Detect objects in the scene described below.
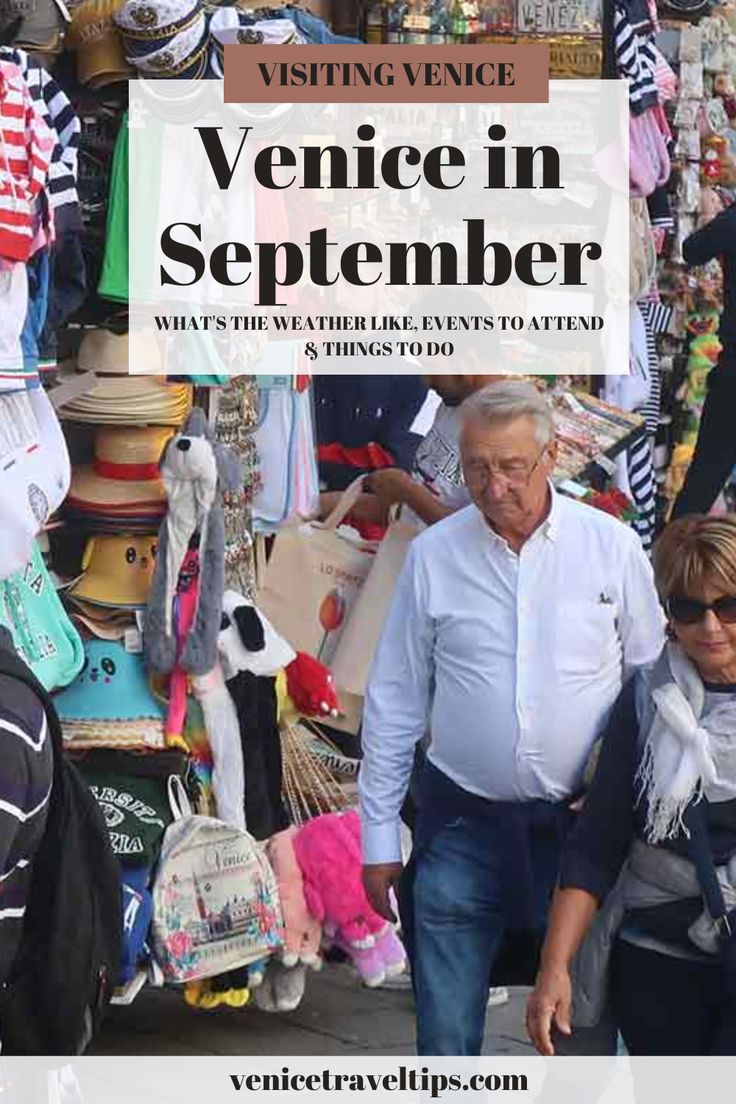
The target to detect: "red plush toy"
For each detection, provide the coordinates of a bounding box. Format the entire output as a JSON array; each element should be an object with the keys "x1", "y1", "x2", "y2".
[{"x1": 284, "y1": 652, "x2": 340, "y2": 720}]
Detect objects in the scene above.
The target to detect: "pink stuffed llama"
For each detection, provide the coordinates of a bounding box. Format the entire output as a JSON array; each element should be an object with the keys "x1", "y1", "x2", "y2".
[
  {"x1": 333, "y1": 810, "x2": 407, "y2": 985},
  {"x1": 267, "y1": 827, "x2": 322, "y2": 969},
  {"x1": 292, "y1": 812, "x2": 386, "y2": 950}
]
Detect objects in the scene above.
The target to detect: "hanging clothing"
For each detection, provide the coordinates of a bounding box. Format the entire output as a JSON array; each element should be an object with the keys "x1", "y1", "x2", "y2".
[
  {"x1": 314, "y1": 375, "x2": 426, "y2": 491},
  {"x1": 638, "y1": 298, "x2": 671, "y2": 435},
  {"x1": 626, "y1": 434, "x2": 657, "y2": 553},
  {"x1": 226, "y1": 671, "x2": 286, "y2": 841},
  {"x1": 613, "y1": 3, "x2": 659, "y2": 115},
  {"x1": 98, "y1": 112, "x2": 128, "y2": 302},
  {"x1": 0, "y1": 48, "x2": 80, "y2": 232},
  {"x1": 0, "y1": 60, "x2": 55, "y2": 263}
]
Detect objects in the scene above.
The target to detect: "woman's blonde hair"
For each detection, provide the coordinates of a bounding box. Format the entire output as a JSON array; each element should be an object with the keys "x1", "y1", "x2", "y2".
[{"x1": 654, "y1": 515, "x2": 736, "y2": 603}]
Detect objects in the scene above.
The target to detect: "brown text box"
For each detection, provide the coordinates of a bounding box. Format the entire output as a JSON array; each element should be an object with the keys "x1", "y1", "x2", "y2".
[{"x1": 224, "y1": 44, "x2": 549, "y2": 104}]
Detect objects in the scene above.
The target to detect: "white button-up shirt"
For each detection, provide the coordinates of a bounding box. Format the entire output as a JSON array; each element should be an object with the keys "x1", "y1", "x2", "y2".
[{"x1": 359, "y1": 489, "x2": 666, "y2": 864}]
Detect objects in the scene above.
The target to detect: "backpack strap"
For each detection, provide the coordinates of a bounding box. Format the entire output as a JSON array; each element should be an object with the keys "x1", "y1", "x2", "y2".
[
  {"x1": 683, "y1": 799, "x2": 734, "y2": 937},
  {"x1": 683, "y1": 799, "x2": 736, "y2": 1002},
  {"x1": 167, "y1": 774, "x2": 192, "y2": 820}
]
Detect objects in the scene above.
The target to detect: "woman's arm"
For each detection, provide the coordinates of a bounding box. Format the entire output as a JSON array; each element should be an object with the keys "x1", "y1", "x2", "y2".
[
  {"x1": 527, "y1": 676, "x2": 643, "y2": 1055},
  {"x1": 526, "y1": 887, "x2": 599, "y2": 1055}
]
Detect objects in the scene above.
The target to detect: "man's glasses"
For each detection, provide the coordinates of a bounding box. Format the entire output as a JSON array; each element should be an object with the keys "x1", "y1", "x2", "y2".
[
  {"x1": 463, "y1": 445, "x2": 549, "y2": 490},
  {"x1": 666, "y1": 595, "x2": 736, "y2": 626}
]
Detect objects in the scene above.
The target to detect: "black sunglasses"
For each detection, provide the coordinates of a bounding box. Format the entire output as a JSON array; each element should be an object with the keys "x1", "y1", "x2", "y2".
[{"x1": 667, "y1": 595, "x2": 736, "y2": 626}]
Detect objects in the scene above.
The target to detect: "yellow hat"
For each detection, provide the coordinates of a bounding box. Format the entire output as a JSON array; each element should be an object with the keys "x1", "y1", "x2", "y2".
[
  {"x1": 66, "y1": 0, "x2": 133, "y2": 87},
  {"x1": 69, "y1": 534, "x2": 158, "y2": 608}
]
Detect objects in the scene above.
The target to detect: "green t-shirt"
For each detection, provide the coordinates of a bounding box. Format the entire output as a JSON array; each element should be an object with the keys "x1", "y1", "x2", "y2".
[{"x1": 98, "y1": 112, "x2": 129, "y2": 303}]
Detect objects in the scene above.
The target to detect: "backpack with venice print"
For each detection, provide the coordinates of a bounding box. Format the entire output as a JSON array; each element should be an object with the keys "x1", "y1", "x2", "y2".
[{"x1": 151, "y1": 778, "x2": 282, "y2": 982}]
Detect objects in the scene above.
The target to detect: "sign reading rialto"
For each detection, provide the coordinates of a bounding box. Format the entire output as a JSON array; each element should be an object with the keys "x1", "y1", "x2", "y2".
[{"x1": 127, "y1": 69, "x2": 629, "y2": 375}]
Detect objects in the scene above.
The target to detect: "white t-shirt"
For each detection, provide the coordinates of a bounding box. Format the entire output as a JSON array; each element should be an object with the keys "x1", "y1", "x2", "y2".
[{"x1": 403, "y1": 402, "x2": 471, "y2": 528}]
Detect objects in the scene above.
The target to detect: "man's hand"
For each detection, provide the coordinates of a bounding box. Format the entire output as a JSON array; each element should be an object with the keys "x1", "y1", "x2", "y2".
[
  {"x1": 364, "y1": 468, "x2": 413, "y2": 504},
  {"x1": 363, "y1": 862, "x2": 403, "y2": 923},
  {"x1": 526, "y1": 965, "x2": 573, "y2": 1056}
]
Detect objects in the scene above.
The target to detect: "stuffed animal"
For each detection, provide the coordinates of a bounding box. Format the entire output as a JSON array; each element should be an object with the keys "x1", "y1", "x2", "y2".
[
  {"x1": 326, "y1": 924, "x2": 407, "y2": 988},
  {"x1": 253, "y1": 960, "x2": 307, "y2": 1013},
  {"x1": 267, "y1": 826, "x2": 322, "y2": 969},
  {"x1": 218, "y1": 590, "x2": 295, "y2": 681},
  {"x1": 146, "y1": 409, "x2": 242, "y2": 676},
  {"x1": 183, "y1": 979, "x2": 250, "y2": 1009},
  {"x1": 685, "y1": 309, "x2": 721, "y2": 337},
  {"x1": 282, "y1": 652, "x2": 340, "y2": 724},
  {"x1": 292, "y1": 811, "x2": 386, "y2": 951},
  {"x1": 715, "y1": 73, "x2": 736, "y2": 120},
  {"x1": 191, "y1": 663, "x2": 245, "y2": 829},
  {"x1": 701, "y1": 134, "x2": 736, "y2": 186},
  {"x1": 682, "y1": 333, "x2": 720, "y2": 415}
]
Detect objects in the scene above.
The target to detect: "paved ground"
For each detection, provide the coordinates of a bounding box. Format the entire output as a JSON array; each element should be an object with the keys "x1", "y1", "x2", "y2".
[{"x1": 91, "y1": 967, "x2": 534, "y2": 1056}]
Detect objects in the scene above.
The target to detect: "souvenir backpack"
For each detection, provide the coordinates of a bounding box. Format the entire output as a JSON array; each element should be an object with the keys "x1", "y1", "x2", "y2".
[
  {"x1": 151, "y1": 780, "x2": 282, "y2": 982},
  {"x1": 0, "y1": 647, "x2": 122, "y2": 1054}
]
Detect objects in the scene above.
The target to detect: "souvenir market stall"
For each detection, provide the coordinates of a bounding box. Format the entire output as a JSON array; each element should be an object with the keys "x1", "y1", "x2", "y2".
[
  {"x1": 356, "y1": 0, "x2": 736, "y2": 530},
  {"x1": 0, "y1": 0, "x2": 733, "y2": 1040}
]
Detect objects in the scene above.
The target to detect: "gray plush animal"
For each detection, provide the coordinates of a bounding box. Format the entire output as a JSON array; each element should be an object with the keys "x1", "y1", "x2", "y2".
[{"x1": 146, "y1": 408, "x2": 242, "y2": 676}]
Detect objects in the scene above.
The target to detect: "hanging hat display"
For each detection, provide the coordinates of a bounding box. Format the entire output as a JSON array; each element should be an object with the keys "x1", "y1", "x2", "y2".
[
  {"x1": 55, "y1": 639, "x2": 166, "y2": 750},
  {"x1": 67, "y1": 594, "x2": 137, "y2": 641},
  {"x1": 58, "y1": 376, "x2": 192, "y2": 426},
  {"x1": 126, "y1": 13, "x2": 207, "y2": 78},
  {"x1": 65, "y1": 0, "x2": 134, "y2": 86},
  {"x1": 67, "y1": 425, "x2": 172, "y2": 521},
  {"x1": 0, "y1": 0, "x2": 68, "y2": 53},
  {"x1": 77, "y1": 328, "x2": 163, "y2": 376},
  {"x1": 208, "y1": 8, "x2": 304, "y2": 77},
  {"x1": 69, "y1": 533, "x2": 158, "y2": 609}
]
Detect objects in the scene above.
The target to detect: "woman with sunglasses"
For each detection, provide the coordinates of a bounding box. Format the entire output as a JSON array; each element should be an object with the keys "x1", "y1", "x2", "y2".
[{"x1": 527, "y1": 515, "x2": 736, "y2": 1056}]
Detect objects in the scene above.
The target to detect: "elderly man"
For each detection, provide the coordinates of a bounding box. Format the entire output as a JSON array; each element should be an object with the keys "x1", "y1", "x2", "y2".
[{"x1": 359, "y1": 381, "x2": 666, "y2": 1056}]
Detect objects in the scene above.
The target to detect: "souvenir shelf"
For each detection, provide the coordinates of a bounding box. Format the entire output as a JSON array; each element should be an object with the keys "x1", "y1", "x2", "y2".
[{"x1": 550, "y1": 390, "x2": 647, "y2": 485}]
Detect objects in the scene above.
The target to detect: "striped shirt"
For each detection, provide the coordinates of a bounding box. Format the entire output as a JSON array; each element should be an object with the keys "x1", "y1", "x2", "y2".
[
  {"x1": 0, "y1": 670, "x2": 53, "y2": 988},
  {"x1": 0, "y1": 48, "x2": 81, "y2": 232},
  {"x1": 613, "y1": 3, "x2": 659, "y2": 116},
  {"x1": 0, "y1": 61, "x2": 55, "y2": 262}
]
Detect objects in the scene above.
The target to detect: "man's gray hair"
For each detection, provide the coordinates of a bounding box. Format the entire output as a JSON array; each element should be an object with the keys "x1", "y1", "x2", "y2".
[{"x1": 461, "y1": 381, "x2": 555, "y2": 447}]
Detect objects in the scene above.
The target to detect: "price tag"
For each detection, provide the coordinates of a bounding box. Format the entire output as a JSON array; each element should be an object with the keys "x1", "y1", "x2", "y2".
[{"x1": 125, "y1": 628, "x2": 143, "y2": 655}]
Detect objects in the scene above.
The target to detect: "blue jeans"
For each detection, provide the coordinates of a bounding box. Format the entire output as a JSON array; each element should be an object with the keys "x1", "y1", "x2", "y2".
[{"x1": 412, "y1": 813, "x2": 555, "y2": 1055}]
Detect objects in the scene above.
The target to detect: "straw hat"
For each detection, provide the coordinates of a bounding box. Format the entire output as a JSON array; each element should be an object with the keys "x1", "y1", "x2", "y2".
[
  {"x1": 59, "y1": 377, "x2": 192, "y2": 426},
  {"x1": 67, "y1": 596, "x2": 136, "y2": 641},
  {"x1": 67, "y1": 425, "x2": 171, "y2": 515},
  {"x1": 77, "y1": 328, "x2": 163, "y2": 376},
  {"x1": 69, "y1": 533, "x2": 158, "y2": 608}
]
